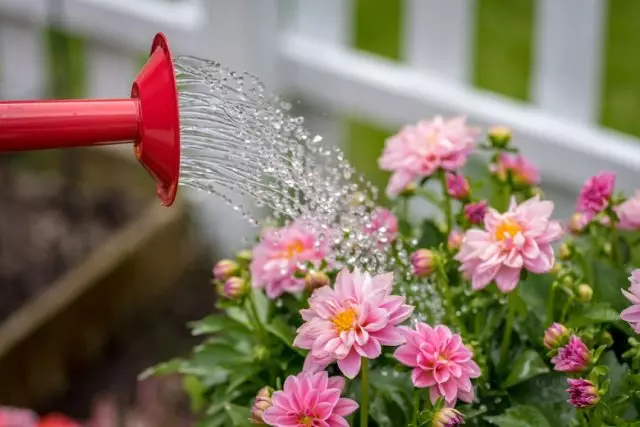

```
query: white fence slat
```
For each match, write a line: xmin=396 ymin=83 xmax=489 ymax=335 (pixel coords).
xmin=404 ymin=0 xmax=475 ymax=83
xmin=533 ymin=0 xmax=605 ymax=123
xmin=87 ymin=45 xmax=139 ymax=98
xmin=291 ymin=0 xmax=353 ymax=46
xmin=0 ymin=21 xmax=46 ymax=99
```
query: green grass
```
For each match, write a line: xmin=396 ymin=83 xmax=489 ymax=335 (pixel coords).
xmin=601 ymin=0 xmax=640 ymax=138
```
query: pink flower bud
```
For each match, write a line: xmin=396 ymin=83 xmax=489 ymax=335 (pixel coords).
xmin=447 ymin=230 xmax=464 ymax=251
xmin=543 ymin=323 xmax=569 ymax=349
xmin=223 ymin=277 xmax=247 ymax=299
xmin=464 ymin=201 xmax=487 ymax=225
xmin=488 ymin=126 xmax=512 ymax=148
xmin=568 ymin=212 xmax=587 ymax=234
xmin=445 ymin=173 xmax=470 ymax=200
xmin=566 ymin=378 xmax=600 ymax=409
xmin=411 ymin=249 xmax=435 ymax=278
xmin=432 ymin=407 xmax=465 ymax=427
xmin=577 ymin=171 xmax=616 ymax=218
xmin=250 ymin=387 xmax=273 ymax=425
xmin=213 ymin=259 xmax=239 ymax=281
xmin=551 ymin=335 xmax=590 ymax=372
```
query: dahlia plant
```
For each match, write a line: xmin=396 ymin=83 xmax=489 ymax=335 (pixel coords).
xmin=146 ymin=116 xmax=640 ymax=426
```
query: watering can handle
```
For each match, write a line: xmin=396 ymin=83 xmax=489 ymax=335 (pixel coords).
xmin=0 ymin=98 xmax=140 ymax=152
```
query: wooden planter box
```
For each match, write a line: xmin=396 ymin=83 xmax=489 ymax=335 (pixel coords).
xmin=0 ymin=148 xmax=205 ymax=408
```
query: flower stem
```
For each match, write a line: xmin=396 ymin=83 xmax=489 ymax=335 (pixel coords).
xmin=545 ymin=282 xmax=557 ymax=326
xmin=412 ymin=390 xmax=420 ymax=426
xmin=436 ymin=264 xmax=466 ymax=335
xmin=499 ymin=292 xmax=517 ymax=367
xmin=438 ymin=170 xmax=452 ymax=235
xmin=360 ymin=358 xmax=369 ymax=427
xmin=610 ymin=223 xmax=622 ymax=266
xmin=247 ymin=292 xmax=266 ymax=337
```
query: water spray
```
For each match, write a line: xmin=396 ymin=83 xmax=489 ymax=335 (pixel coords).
xmin=0 ymin=33 xmax=180 ymax=206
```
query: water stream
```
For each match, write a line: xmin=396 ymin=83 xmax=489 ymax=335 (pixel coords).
xmin=174 ymin=56 xmax=443 ymax=321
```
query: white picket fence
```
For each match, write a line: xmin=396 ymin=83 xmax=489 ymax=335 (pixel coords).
xmin=1 ymin=0 xmax=640 ymax=247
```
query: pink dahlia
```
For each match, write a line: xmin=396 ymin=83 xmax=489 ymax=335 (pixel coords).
xmin=294 ymin=268 xmax=413 ymax=379
xmin=551 ymin=335 xmax=590 ymax=373
xmin=394 ymin=323 xmax=480 ymax=405
xmin=455 ymin=196 xmax=563 ymax=293
xmin=617 ymin=190 xmax=640 ymax=230
xmin=445 ymin=173 xmax=470 ymax=200
xmin=0 ymin=407 xmax=37 ymax=427
xmin=262 ymin=371 xmax=358 ymax=427
xmin=251 ymin=221 xmax=331 ymax=299
xmin=365 ymin=207 xmax=398 ymax=244
xmin=566 ymin=378 xmax=600 ymax=409
xmin=448 ymin=230 xmax=464 ymax=251
xmin=543 ymin=323 xmax=569 ymax=350
xmin=621 ymin=269 xmax=640 ymax=333
xmin=576 ymin=171 xmax=616 ymax=219
xmin=379 ymin=116 xmax=478 ymax=197
xmin=490 ymin=153 xmax=540 ymax=186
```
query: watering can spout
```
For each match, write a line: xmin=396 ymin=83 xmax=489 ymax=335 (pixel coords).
xmin=0 ymin=33 xmax=180 ymax=207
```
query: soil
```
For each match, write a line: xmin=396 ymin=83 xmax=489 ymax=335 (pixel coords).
xmin=0 ymin=153 xmax=143 ymax=322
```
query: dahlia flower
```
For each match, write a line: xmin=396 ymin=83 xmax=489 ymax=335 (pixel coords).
xmin=432 ymin=408 xmax=465 ymax=427
xmin=0 ymin=407 xmax=37 ymax=427
xmin=543 ymin=323 xmax=569 ymax=350
xmin=250 ymin=386 xmax=273 ymax=425
xmin=490 ymin=152 xmax=540 ymax=186
xmin=251 ymin=220 xmax=331 ymax=299
xmin=294 ymin=268 xmax=413 ymax=379
xmin=394 ymin=323 xmax=480 ymax=405
xmin=448 ymin=230 xmax=464 ymax=251
xmin=621 ymin=269 xmax=640 ymax=333
xmin=379 ymin=116 xmax=478 ymax=197
xmin=551 ymin=335 xmax=590 ymax=373
xmin=411 ymin=249 xmax=435 ymax=278
xmin=455 ymin=196 xmax=563 ymax=293
xmin=617 ymin=190 xmax=640 ymax=230
xmin=213 ymin=259 xmax=239 ymax=281
xmin=566 ymin=378 xmax=600 ymax=409
xmin=576 ymin=171 xmax=616 ymax=220
xmin=262 ymin=371 xmax=358 ymax=427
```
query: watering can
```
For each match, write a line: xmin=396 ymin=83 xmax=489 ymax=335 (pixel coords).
xmin=0 ymin=33 xmax=180 ymax=206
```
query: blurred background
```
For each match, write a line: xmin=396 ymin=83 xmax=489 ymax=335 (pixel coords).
xmin=1 ymin=0 xmax=640 ymax=424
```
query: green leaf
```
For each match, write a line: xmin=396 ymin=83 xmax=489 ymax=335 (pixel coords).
xmin=509 ymin=373 xmax=576 ymax=425
xmin=417 ymin=219 xmax=445 ymax=248
xmin=398 ymin=218 xmax=413 ymax=237
xmin=138 ymin=358 xmax=185 ymax=379
xmin=193 ymin=342 xmax=252 ymax=367
xmin=566 ymin=303 xmax=620 ymax=328
xmin=592 ymin=260 xmax=629 ymax=311
xmin=518 ymin=273 xmax=552 ymax=322
xmin=501 ymin=349 xmax=550 ymax=388
xmin=485 ymin=405 xmax=551 ymax=427
xmin=189 ymin=314 xmax=252 ymax=336
xmin=183 ymin=375 xmax=206 ymax=411
xmin=250 ymin=288 xmax=270 ymax=323
xmin=369 ymin=393 xmax=393 ymax=427
xmin=224 ymin=403 xmax=253 ymax=426
xmin=265 ymin=316 xmax=306 ymax=356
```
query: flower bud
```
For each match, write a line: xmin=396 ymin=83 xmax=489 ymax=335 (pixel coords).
xmin=411 ymin=249 xmax=435 ymax=278
xmin=250 ymin=386 xmax=273 ymax=424
xmin=236 ymin=250 xmax=253 ymax=263
xmin=530 ymin=187 xmax=544 ymax=198
xmin=399 ymin=182 xmax=417 ymax=197
xmin=566 ymin=378 xmax=600 ymax=409
xmin=577 ymin=284 xmax=593 ymax=302
xmin=222 ymin=277 xmax=248 ymax=300
xmin=464 ymin=200 xmax=488 ymax=225
xmin=432 ymin=407 xmax=465 ymax=427
xmin=543 ymin=323 xmax=569 ymax=350
xmin=558 ymin=243 xmax=572 ymax=260
xmin=551 ymin=335 xmax=590 ymax=373
xmin=568 ymin=212 xmax=586 ymax=234
xmin=305 ymin=271 xmax=330 ymax=291
xmin=550 ymin=262 xmax=562 ymax=276
xmin=213 ymin=259 xmax=239 ymax=281
xmin=600 ymin=331 xmax=614 ymax=347
xmin=447 ymin=230 xmax=464 ymax=251
xmin=445 ymin=173 xmax=470 ymax=201
xmin=488 ymin=126 xmax=512 ymax=149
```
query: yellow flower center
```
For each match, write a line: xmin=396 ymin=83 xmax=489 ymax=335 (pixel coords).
xmin=332 ymin=308 xmax=357 ymax=332
xmin=495 ymin=219 xmax=523 ymax=241
xmin=282 ymin=239 xmax=305 ymax=259
xmin=299 ymin=415 xmax=313 ymax=425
